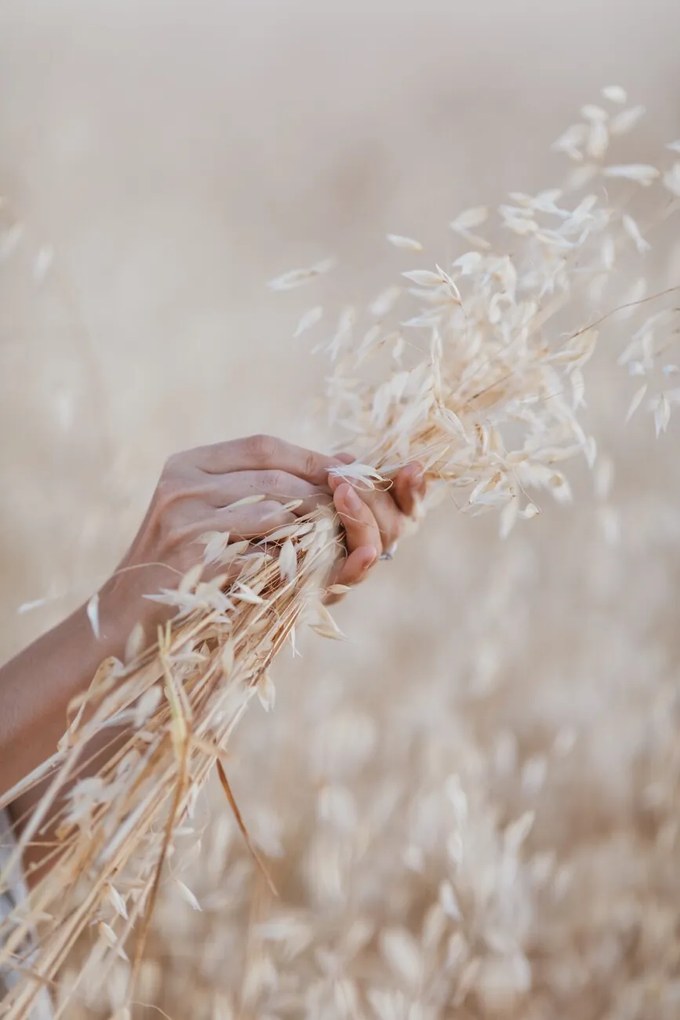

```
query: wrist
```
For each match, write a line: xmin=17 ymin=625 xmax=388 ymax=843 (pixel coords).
xmin=94 ymin=577 xmax=148 ymax=660
xmin=97 ymin=563 xmax=177 ymax=658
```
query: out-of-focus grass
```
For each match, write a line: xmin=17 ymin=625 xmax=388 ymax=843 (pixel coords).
xmin=2 ymin=2 xmax=680 ymax=1016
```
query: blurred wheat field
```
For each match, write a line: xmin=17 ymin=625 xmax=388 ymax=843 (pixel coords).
xmin=2 ymin=1 xmax=680 ymax=1018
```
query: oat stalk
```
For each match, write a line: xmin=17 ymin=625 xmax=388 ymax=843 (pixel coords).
xmin=1 ymin=89 xmax=679 ymax=1017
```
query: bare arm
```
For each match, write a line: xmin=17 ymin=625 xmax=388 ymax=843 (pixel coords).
xmin=0 ymin=597 xmax=135 ymax=802
xmin=1 ymin=435 xmax=424 ymax=823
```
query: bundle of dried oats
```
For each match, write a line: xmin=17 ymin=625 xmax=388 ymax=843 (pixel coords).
xmin=1 ymin=89 xmax=678 ymax=1019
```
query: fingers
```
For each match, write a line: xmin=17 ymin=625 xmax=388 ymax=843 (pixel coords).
xmin=356 ymin=485 xmax=402 ymax=552
xmin=325 ymin=461 xmax=426 ymax=602
xmin=333 ymin=483 xmax=382 ymax=560
xmin=327 ymin=545 xmax=377 ymax=597
xmin=203 ymin=470 xmax=332 ymax=516
xmin=329 ymin=471 xmax=402 ymax=553
xmin=392 ymin=463 xmax=426 ymax=518
xmin=327 ymin=473 xmax=379 ymax=597
xmin=191 ymin=435 xmax=340 ymax=486
xmin=198 ymin=501 xmax=297 ymax=541
xmin=329 ymin=460 xmax=425 ymax=535
xmin=153 ymin=442 xmax=426 ymax=610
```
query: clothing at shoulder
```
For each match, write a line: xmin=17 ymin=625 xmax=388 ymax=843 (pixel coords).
xmin=0 ymin=808 xmax=55 ymax=1019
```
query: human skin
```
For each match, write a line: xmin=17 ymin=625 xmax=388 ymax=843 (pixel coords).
xmin=0 ymin=435 xmax=425 ymax=821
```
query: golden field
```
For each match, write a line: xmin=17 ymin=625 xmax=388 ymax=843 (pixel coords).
xmin=1 ymin=2 xmax=680 ymax=1017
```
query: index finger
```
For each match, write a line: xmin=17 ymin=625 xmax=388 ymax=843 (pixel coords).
xmin=192 ymin=434 xmax=339 ymax=486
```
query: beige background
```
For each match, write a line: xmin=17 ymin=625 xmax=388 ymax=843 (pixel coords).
xmin=1 ymin=2 xmax=680 ymax=1017
xmin=1 ymin=0 xmax=679 ymax=650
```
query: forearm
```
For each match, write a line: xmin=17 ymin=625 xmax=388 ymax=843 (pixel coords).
xmin=0 ymin=600 xmax=124 ymax=805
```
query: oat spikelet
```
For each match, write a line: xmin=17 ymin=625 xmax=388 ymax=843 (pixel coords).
xmin=1 ymin=91 xmax=679 ymax=1018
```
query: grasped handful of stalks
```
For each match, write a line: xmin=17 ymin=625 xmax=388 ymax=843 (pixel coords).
xmin=1 ymin=88 xmax=679 ymax=1018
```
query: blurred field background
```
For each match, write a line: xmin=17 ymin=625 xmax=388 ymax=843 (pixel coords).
xmin=1 ymin=1 xmax=680 ymax=1017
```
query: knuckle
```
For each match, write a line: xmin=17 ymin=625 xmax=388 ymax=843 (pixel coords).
xmin=171 ymin=540 xmax=199 ymax=576
xmin=304 ymin=451 xmax=321 ymax=480
xmin=246 ymin=433 xmax=278 ymax=464
xmin=162 ymin=450 xmax=188 ymax=476
xmin=195 ymin=440 xmax=233 ymax=470
xmin=262 ymin=469 xmax=283 ymax=493
xmin=154 ymin=474 xmax=183 ymax=513
xmin=161 ymin=518 xmax=193 ymax=556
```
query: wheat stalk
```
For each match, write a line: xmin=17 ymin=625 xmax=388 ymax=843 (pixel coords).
xmin=1 ymin=88 xmax=679 ymax=1018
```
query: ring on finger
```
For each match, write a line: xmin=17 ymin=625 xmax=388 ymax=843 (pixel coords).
xmin=379 ymin=541 xmax=399 ymax=561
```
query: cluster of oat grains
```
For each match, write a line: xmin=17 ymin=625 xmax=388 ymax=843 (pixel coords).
xmin=1 ymin=89 xmax=679 ymax=1019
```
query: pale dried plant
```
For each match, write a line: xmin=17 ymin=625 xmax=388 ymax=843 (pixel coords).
xmin=1 ymin=89 xmax=679 ymax=1019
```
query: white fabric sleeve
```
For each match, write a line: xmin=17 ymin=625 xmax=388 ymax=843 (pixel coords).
xmin=1 ymin=808 xmax=54 ymax=1019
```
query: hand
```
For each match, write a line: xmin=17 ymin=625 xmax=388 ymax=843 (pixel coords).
xmin=99 ymin=435 xmax=425 ymax=645
xmin=0 ymin=436 xmax=424 ymax=830
xmin=327 ymin=455 xmax=425 ymax=593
